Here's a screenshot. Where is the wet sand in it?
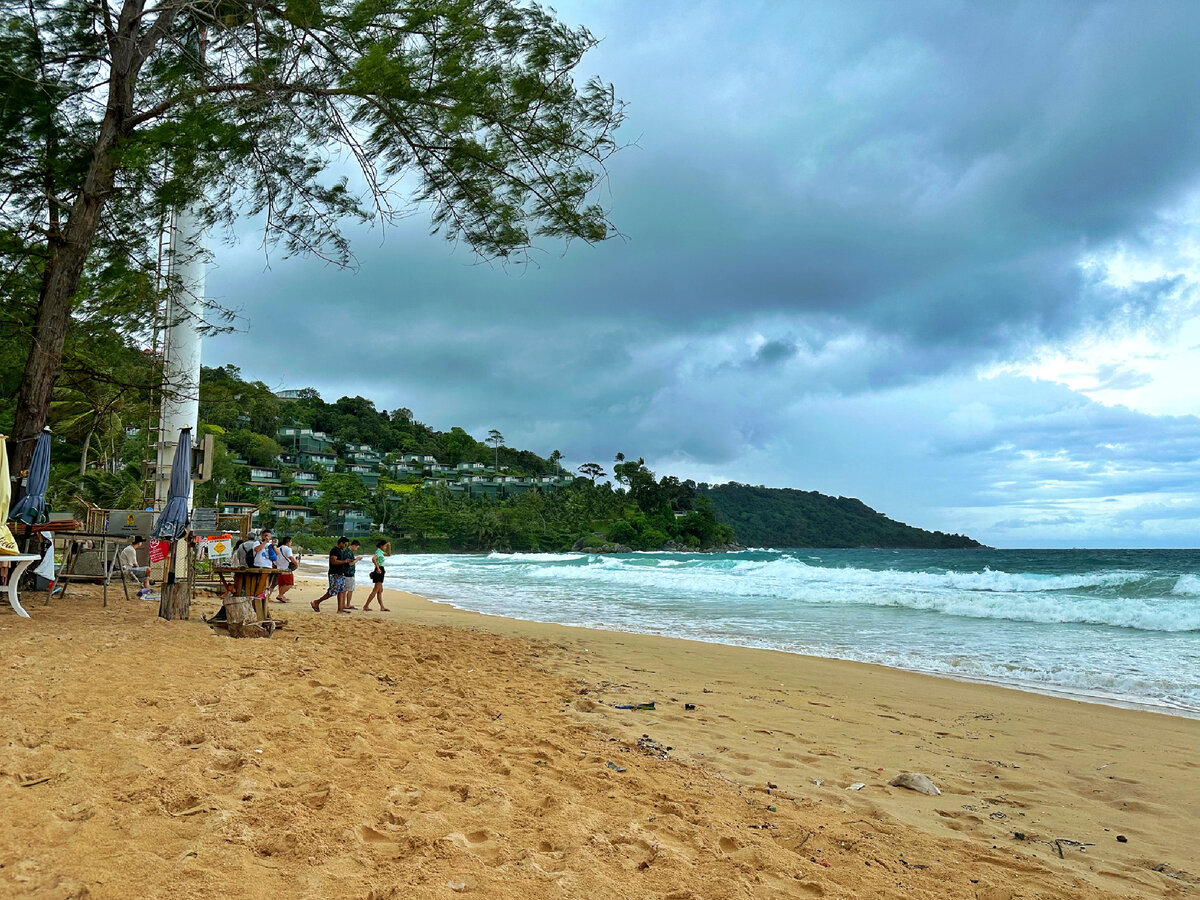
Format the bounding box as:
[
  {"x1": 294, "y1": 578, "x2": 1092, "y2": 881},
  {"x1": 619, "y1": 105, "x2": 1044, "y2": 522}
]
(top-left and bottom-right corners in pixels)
[{"x1": 0, "y1": 577, "x2": 1195, "y2": 899}]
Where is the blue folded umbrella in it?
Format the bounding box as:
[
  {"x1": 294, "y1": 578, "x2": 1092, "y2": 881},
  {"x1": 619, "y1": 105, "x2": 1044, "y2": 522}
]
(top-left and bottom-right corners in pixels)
[
  {"x1": 152, "y1": 427, "x2": 192, "y2": 540},
  {"x1": 10, "y1": 427, "x2": 51, "y2": 525}
]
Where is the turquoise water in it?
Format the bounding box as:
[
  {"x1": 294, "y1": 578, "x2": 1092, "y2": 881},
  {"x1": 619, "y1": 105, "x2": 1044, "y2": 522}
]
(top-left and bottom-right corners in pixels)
[{"x1": 382, "y1": 549, "x2": 1200, "y2": 716}]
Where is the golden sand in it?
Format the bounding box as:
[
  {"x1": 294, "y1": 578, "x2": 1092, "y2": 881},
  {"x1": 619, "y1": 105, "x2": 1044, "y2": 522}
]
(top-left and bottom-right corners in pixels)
[{"x1": 0, "y1": 578, "x2": 1195, "y2": 899}]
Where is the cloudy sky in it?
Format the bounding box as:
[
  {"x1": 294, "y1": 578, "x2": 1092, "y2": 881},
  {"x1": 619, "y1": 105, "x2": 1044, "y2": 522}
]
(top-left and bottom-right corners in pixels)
[{"x1": 208, "y1": 0, "x2": 1200, "y2": 548}]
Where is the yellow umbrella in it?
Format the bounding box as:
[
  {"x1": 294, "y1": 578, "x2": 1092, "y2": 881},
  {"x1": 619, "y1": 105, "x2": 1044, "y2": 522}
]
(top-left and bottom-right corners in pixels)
[{"x1": 0, "y1": 436, "x2": 19, "y2": 555}]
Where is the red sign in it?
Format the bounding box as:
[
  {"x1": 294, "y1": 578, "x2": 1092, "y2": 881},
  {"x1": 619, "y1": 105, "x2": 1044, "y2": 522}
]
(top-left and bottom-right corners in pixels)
[{"x1": 149, "y1": 539, "x2": 170, "y2": 563}]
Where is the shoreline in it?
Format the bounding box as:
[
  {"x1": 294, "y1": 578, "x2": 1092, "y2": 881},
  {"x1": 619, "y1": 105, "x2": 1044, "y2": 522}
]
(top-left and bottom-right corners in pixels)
[
  {"x1": 407, "y1": 585, "x2": 1200, "y2": 721},
  {"x1": 2, "y1": 580, "x2": 1196, "y2": 898},
  {"x1": 294, "y1": 557, "x2": 1200, "y2": 721}
]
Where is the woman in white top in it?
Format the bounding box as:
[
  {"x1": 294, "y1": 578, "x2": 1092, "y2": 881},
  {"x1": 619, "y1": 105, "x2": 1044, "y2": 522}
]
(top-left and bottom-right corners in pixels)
[{"x1": 274, "y1": 536, "x2": 297, "y2": 602}]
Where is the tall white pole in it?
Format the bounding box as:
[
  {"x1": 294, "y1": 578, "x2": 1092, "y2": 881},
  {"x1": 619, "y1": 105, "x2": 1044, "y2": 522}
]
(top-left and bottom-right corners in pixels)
[{"x1": 154, "y1": 204, "x2": 206, "y2": 506}]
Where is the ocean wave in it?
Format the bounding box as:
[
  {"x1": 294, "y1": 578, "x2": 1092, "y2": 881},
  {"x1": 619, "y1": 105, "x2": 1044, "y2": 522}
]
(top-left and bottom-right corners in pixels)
[
  {"x1": 484, "y1": 551, "x2": 586, "y2": 563},
  {"x1": 389, "y1": 551, "x2": 1200, "y2": 632},
  {"x1": 1170, "y1": 574, "x2": 1200, "y2": 596}
]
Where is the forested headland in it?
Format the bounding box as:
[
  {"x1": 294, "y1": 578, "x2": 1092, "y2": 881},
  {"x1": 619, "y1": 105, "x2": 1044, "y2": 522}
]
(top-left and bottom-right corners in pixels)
[{"x1": 699, "y1": 483, "x2": 984, "y2": 549}]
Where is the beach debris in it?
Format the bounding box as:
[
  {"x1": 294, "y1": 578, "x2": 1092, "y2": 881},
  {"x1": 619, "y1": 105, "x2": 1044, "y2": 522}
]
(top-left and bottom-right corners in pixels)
[
  {"x1": 684, "y1": 703, "x2": 696, "y2": 710},
  {"x1": 1117, "y1": 834, "x2": 1128, "y2": 843},
  {"x1": 888, "y1": 772, "x2": 941, "y2": 795},
  {"x1": 637, "y1": 734, "x2": 670, "y2": 758},
  {"x1": 1150, "y1": 863, "x2": 1192, "y2": 882},
  {"x1": 813, "y1": 779, "x2": 823, "y2": 787},
  {"x1": 1013, "y1": 832, "x2": 1026, "y2": 841},
  {"x1": 847, "y1": 782, "x2": 865, "y2": 791},
  {"x1": 167, "y1": 804, "x2": 212, "y2": 818},
  {"x1": 446, "y1": 881, "x2": 467, "y2": 892},
  {"x1": 614, "y1": 702, "x2": 656, "y2": 711},
  {"x1": 606, "y1": 761, "x2": 627, "y2": 773}
]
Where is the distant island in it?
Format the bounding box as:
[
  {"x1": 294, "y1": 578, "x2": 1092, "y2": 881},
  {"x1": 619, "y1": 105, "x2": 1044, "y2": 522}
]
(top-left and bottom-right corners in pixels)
[{"x1": 699, "y1": 483, "x2": 984, "y2": 550}]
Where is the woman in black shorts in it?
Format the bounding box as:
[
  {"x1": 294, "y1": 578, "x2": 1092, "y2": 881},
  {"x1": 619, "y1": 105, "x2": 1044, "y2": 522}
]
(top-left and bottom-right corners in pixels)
[{"x1": 362, "y1": 539, "x2": 391, "y2": 611}]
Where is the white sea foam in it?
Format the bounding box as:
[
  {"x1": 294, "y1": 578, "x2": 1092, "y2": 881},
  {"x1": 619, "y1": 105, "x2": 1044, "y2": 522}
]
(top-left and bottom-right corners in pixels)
[
  {"x1": 484, "y1": 551, "x2": 585, "y2": 562},
  {"x1": 476, "y1": 555, "x2": 1195, "y2": 632},
  {"x1": 1170, "y1": 574, "x2": 1200, "y2": 596}
]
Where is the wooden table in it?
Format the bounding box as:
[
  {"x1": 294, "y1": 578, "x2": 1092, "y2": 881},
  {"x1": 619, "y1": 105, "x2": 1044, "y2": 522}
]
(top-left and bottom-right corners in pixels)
[
  {"x1": 55, "y1": 532, "x2": 136, "y2": 607},
  {"x1": 212, "y1": 566, "x2": 275, "y2": 621},
  {"x1": 2, "y1": 554, "x2": 42, "y2": 618}
]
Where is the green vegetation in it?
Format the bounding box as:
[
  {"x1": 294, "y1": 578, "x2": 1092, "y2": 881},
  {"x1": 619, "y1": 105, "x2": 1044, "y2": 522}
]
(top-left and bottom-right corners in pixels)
[
  {"x1": 698, "y1": 483, "x2": 983, "y2": 549},
  {"x1": 0, "y1": 348, "x2": 982, "y2": 551},
  {"x1": 2, "y1": 357, "x2": 977, "y2": 554},
  {"x1": 3, "y1": 0, "x2": 624, "y2": 466},
  {"x1": 192, "y1": 366, "x2": 738, "y2": 553}
]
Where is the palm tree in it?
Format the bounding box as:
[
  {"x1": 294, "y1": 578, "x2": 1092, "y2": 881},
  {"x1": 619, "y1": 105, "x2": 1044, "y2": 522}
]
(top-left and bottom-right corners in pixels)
[
  {"x1": 577, "y1": 462, "x2": 606, "y2": 484},
  {"x1": 487, "y1": 429, "x2": 504, "y2": 471}
]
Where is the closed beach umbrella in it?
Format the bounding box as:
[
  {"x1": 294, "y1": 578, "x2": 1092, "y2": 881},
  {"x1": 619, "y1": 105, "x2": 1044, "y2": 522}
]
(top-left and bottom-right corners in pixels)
[
  {"x1": 9, "y1": 427, "x2": 51, "y2": 525},
  {"x1": 0, "y1": 436, "x2": 19, "y2": 556},
  {"x1": 155, "y1": 428, "x2": 194, "y2": 620},
  {"x1": 152, "y1": 427, "x2": 192, "y2": 540}
]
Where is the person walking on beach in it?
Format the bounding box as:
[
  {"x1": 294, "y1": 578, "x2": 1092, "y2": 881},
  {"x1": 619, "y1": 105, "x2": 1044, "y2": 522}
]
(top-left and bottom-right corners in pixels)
[
  {"x1": 118, "y1": 535, "x2": 153, "y2": 597},
  {"x1": 311, "y1": 536, "x2": 353, "y2": 613},
  {"x1": 362, "y1": 539, "x2": 391, "y2": 611},
  {"x1": 274, "y1": 536, "x2": 297, "y2": 602},
  {"x1": 343, "y1": 540, "x2": 363, "y2": 610}
]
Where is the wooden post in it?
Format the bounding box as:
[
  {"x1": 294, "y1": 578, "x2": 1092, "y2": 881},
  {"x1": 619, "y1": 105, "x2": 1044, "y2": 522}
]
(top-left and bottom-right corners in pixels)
[{"x1": 158, "y1": 538, "x2": 190, "y2": 620}]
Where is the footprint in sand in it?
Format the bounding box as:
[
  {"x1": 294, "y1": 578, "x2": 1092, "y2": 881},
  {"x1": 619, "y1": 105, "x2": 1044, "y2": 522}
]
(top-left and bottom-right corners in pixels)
[{"x1": 357, "y1": 825, "x2": 396, "y2": 844}]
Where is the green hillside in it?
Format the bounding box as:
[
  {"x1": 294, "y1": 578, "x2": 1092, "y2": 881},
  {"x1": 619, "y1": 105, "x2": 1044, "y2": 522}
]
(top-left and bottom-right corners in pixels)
[{"x1": 699, "y1": 483, "x2": 983, "y2": 549}]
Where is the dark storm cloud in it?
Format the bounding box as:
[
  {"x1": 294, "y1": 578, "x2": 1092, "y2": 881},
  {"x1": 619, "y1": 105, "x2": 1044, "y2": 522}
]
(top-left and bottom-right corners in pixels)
[
  {"x1": 213, "y1": 1, "x2": 1200, "y2": 372},
  {"x1": 751, "y1": 339, "x2": 798, "y2": 367},
  {"x1": 205, "y1": 2, "x2": 1200, "y2": 543}
]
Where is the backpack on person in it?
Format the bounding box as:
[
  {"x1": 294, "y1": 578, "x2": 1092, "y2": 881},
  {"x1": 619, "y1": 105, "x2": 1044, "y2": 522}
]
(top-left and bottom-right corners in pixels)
[{"x1": 233, "y1": 539, "x2": 256, "y2": 568}]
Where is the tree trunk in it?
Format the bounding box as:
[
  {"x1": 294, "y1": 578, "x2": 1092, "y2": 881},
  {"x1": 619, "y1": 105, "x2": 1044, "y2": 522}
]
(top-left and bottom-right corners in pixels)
[
  {"x1": 10, "y1": 0, "x2": 162, "y2": 472},
  {"x1": 79, "y1": 420, "x2": 96, "y2": 475}
]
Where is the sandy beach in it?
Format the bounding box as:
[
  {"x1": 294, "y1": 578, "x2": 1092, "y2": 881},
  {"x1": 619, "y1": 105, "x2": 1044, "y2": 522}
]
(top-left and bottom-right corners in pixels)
[{"x1": 1, "y1": 575, "x2": 1196, "y2": 899}]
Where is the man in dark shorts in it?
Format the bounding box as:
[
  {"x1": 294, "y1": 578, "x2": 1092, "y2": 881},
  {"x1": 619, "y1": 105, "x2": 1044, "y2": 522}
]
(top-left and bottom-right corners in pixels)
[
  {"x1": 311, "y1": 537, "x2": 353, "y2": 613},
  {"x1": 343, "y1": 539, "x2": 363, "y2": 610}
]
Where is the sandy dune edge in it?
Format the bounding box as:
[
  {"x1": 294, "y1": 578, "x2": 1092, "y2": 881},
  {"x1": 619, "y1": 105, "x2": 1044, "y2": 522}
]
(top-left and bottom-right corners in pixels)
[{"x1": 0, "y1": 579, "x2": 1194, "y2": 899}]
